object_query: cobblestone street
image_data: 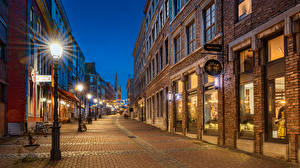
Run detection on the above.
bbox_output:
[0,115,298,168]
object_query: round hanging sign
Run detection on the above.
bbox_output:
[204,59,223,76]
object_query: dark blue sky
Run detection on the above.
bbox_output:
[62,0,146,99]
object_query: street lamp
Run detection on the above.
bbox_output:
[86,93,92,124]
[49,42,63,161]
[93,98,98,121]
[75,83,84,132]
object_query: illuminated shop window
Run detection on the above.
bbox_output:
[237,0,252,21]
[267,77,286,140]
[268,35,284,62]
[239,48,253,73]
[187,94,197,134]
[204,89,218,135]
[175,80,183,132]
[239,82,254,138]
[187,73,198,90]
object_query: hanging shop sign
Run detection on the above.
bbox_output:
[36,75,52,83]
[204,59,223,76]
[204,44,222,52]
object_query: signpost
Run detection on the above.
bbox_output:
[36,75,52,83]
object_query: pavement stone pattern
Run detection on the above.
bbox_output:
[0,115,299,168]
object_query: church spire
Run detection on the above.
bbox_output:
[114,72,119,92]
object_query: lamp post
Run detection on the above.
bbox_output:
[86,93,92,124]
[75,83,84,132]
[93,98,98,121]
[49,42,63,161]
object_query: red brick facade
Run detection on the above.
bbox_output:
[132,0,300,163]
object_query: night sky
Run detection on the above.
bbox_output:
[62,0,146,99]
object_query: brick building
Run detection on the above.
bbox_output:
[6,0,84,135]
[0,0,8,137]
[132,0,300,163]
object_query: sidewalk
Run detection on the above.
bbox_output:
[0,115,298,168]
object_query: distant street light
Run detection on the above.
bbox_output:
[75,83,84,132]
[50,42,63,161]
[86,93,92,124]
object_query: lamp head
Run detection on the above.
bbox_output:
[75,83,84,92]
[86,93,92,100]
[50,42,63,59]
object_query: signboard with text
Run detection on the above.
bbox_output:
[36,75,52,83]
[204,44,222,52]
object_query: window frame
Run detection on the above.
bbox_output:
[174,35,181,64]
[186,21,196,55]
[236,0,252,22]
[203,3,216,43]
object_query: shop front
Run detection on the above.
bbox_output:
[187,73,198,134]
[174,80,183,133]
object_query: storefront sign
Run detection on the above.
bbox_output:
[204,59,223,76]
[204,44,222,52]
[36,75,52,83]
[167,91,173,102]
[175,93,182,101]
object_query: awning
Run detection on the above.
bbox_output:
[58,88,80,102]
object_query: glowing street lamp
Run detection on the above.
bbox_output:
[49,41,63,161]
[86,93,93,124]
[75,83,84,132]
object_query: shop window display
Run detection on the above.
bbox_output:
[268,35,284,62]
[204,89,218,135]
[239,82,254,138]
[240,48,253,73]
[267,77,286,140]
[187,94,197,134]
[175,80,183,132]
[187,73,198,90]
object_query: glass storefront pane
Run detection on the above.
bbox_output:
[188,73,198,90]
[240,48,253,73]
[268,35,284,62]
[188,94,197,134]
[175,80,183,132]
[204,89,218,135]
[268,77,286,140]
[239,82,254,138]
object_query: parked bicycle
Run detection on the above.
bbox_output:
[35,122,50,136]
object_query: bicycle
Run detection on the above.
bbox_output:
[35,122,49,136]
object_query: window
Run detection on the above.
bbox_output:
[239,82,254,138]
[0,44,5,63]
[37,19,41,35]
[165,0,169,18]
[165,39,169,65]
[204,3,216,42]
[155,54,159,74]
[268,35,284,62]
[237,0,252,21]
[239,48,253,73]
[188,93,197,134]
[175,80,183,132]
[187,22,196,55]
[159,10,163,29]
[30,40,34,66]
[0,83,5,102]
[267,77,286,140]
[152,59,155,78]
[90,76,94,83]
[160,47,163,70]
[204,89,218,135]
[174,36,181,63]
[187,73,198,90]
[155,20,159,37]
[174,0,181,16]
[30,7,34,26]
